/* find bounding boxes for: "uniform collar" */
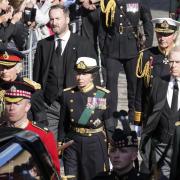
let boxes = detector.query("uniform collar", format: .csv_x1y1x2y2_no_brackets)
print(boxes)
79,82,94,93
158,43,175,56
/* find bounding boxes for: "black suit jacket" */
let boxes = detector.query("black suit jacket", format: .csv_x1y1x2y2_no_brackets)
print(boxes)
139,75,170,172
33,33,97,89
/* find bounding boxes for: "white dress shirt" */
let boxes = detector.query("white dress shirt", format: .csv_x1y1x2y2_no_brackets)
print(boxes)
167,76,180,110
54,30,71,55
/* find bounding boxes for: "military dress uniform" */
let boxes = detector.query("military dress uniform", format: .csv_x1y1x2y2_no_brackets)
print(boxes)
99,0,153,121
134,18,180,126
0,79,60,174
93,126,141,180
58,57,115,180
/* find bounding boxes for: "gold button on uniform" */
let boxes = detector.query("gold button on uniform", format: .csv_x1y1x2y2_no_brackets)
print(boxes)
71,90,75,93
70,99,74,103
71,119,74,122
92,111,95,114
90,120,93,123
70,109,74,112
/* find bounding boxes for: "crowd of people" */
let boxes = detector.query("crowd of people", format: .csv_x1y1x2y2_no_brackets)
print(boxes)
0,0,180,180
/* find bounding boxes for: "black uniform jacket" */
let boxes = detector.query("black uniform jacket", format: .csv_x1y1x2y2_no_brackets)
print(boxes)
135,47,170,125
139,75,170,171
58,86,115,141
33,33,97,90
93,168,142,180
99,0,153,59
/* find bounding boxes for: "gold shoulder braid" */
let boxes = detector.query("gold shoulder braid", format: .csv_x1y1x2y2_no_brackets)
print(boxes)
0,90,6,118
136,52,153,87
100,0,116,27
23,77,41,90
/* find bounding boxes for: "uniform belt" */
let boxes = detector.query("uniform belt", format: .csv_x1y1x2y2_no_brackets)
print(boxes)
72,126,103,135
119,25,135,33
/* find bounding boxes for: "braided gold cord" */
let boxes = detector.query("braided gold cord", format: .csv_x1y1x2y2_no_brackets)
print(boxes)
136,52,152,87
100,0,116,27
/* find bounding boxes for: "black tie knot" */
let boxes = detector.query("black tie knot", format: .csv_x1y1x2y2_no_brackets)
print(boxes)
56,39,62,55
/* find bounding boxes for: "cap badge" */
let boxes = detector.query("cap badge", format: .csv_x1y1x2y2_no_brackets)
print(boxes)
3,51,9,60
161,20,169,29
77,61,87,70
10,85,17,92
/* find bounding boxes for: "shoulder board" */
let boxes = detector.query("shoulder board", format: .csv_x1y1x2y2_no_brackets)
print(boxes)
63,86,76,92
31,121,49,133
96,86,110,93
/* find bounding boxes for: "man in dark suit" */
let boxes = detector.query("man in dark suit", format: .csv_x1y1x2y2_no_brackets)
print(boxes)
169,121,180,180
140,47,180,179
33,4,97,138
99,0,153,122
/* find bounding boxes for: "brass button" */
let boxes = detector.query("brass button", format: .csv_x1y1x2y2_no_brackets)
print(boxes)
120,15,123,17
120,6,123,9
93,93,96,96
70,99,74,103
88,133,92,136
71,119,74,122
71,90,74,93
91,111,95,114
120,23,122,26
70,109,74,112
90,120,93,123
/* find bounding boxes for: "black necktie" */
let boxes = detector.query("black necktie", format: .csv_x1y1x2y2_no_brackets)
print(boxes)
56,39,62,55
171,79,179,112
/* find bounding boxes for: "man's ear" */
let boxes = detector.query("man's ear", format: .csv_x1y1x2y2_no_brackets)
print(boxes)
131,151,138,161
25,102,31,113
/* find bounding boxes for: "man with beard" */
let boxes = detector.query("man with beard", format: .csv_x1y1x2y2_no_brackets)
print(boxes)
33,4,97,138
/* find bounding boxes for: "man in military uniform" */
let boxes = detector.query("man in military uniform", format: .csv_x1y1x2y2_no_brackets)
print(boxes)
0,48,47,125
139,47,180,179
99,0,153,122
0,78,60,174
58,57,115,180
134,18,180,127
93,128,140,180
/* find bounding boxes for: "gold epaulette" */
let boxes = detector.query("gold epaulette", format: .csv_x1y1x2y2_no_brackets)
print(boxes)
63,86,75,92
23,77,41,90
175,121,180,126
31,121,49,133
96,86,110,93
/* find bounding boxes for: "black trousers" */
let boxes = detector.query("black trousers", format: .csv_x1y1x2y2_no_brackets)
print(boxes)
63,132,109,180
102,56,138,122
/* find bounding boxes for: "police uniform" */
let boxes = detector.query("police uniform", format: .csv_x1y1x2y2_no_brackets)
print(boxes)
99,0,153,122
134,18,180,126
93,128,141,180
58,57,115,180
0,79,60,174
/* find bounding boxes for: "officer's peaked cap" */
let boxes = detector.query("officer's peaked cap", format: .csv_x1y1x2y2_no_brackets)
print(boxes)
1,78,41,103
75,57,99,73
0,48,25,67
152,18,180,34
